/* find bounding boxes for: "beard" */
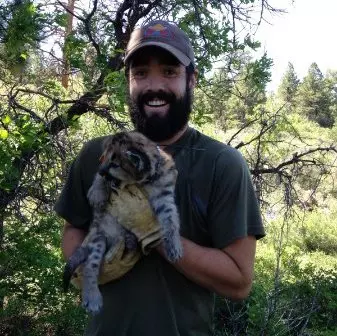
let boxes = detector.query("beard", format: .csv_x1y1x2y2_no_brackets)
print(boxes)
128,87,192,142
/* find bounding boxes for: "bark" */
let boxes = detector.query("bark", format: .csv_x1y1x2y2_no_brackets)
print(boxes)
61,0,76,88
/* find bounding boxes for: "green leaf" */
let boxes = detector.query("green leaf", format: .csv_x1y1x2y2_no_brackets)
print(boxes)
54,13,68,28
2,115,11,125
71,114,80,121
0,129,8,139
27,3,37,14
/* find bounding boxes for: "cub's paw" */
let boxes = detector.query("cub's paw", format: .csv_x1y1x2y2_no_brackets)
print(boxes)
164,236,183,263
124,230,138,251
82,288,103,314
87,185,108,209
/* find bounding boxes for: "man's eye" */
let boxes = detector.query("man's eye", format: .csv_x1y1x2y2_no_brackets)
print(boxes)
164,68,177,76
132,69,147,78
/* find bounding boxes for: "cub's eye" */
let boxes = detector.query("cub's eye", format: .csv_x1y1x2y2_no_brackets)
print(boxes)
125,150,144,172
108,162,119,169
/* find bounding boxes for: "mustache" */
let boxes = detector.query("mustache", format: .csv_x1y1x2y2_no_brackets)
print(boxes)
138,91,175,105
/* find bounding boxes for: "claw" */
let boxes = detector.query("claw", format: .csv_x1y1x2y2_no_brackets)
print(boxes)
82,289,103,314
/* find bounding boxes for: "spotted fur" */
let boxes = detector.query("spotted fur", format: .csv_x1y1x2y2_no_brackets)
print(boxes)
63,131,182,314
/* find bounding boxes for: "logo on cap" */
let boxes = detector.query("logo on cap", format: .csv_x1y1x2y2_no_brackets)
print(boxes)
144,23,174,39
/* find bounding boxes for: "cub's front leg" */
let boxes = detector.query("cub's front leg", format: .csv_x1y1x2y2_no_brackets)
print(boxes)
145,182,182,262
87,174,109,209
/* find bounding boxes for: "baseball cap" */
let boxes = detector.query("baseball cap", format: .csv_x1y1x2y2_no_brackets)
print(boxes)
124,20,195,67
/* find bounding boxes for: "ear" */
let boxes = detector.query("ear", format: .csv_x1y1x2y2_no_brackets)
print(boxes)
125,150,144,172
99,147,113,163
101,136,114,163
99,154,106,163
188,69,198,89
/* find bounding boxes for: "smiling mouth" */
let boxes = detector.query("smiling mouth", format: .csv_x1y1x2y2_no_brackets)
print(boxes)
145,99,168,107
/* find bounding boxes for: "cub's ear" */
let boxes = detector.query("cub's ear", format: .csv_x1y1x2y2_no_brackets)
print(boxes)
99,154,106,163
125,149,144,172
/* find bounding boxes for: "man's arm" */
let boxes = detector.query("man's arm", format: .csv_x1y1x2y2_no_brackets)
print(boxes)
61,222,87,260
158,235,256,300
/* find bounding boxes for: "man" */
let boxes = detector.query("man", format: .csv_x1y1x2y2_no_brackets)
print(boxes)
55,20,265,335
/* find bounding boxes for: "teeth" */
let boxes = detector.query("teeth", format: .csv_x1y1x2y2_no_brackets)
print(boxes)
147,99,166,106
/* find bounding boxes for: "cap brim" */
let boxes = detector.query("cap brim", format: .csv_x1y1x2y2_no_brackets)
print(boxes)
124,41,191,66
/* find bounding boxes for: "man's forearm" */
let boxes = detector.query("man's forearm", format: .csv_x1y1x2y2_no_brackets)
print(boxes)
61,222,87,260
159,236,256,300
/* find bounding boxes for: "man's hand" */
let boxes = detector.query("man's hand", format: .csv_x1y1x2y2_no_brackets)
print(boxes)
157,236,256,300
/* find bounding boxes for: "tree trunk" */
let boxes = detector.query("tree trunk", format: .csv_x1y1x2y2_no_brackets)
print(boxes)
61,0,76,89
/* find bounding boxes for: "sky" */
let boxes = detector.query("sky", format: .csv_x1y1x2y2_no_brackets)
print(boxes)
254,0,337,92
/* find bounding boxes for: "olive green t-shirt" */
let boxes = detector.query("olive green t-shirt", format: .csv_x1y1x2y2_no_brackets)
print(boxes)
55,127,265,336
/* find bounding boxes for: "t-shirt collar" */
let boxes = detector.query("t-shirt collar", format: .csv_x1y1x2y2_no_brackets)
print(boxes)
162,126,195,157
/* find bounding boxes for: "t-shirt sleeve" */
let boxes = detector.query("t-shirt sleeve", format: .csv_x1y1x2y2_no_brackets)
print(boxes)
208,146,265,249
54,141,101,229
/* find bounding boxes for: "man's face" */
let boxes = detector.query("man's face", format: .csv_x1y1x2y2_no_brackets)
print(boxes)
127,47,196,142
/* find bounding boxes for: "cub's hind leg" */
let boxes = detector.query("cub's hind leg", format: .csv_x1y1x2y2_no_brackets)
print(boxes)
81,230,107,314
82,212,124,314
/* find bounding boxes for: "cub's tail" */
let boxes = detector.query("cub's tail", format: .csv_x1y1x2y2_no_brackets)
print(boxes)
63,246,89,292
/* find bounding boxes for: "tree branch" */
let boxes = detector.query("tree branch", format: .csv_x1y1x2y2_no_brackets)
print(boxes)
251,146,337,175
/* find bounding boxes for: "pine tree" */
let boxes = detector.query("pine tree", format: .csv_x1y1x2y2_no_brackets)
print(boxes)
278,62,299,103
325,69,337,122
296,63,335,128
200,52,272,128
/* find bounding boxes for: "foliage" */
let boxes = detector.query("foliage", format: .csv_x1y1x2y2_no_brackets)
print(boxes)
277,62,299,103
301,207,337,255
194,52,273,130
0,0,336,335
197,54,337,336
0,214,87,335
296,63,335,128
0,0,49,74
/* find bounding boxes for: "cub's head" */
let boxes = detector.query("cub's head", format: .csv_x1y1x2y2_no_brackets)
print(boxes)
98,131,162,187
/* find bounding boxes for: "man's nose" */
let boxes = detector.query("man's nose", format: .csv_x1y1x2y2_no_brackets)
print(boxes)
146,73,165,91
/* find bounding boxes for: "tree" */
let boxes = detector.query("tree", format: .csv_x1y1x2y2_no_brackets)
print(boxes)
61,0,76,89
194,52,273,130
0,0,47,75
296,62,335,127
325,69,337,122
225,52,273,125
277,62,299,103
